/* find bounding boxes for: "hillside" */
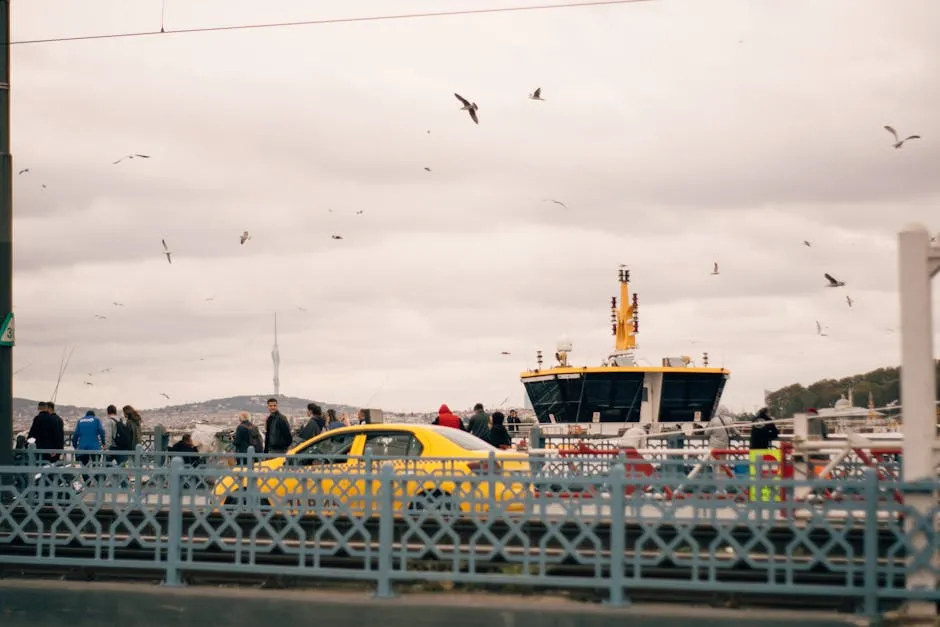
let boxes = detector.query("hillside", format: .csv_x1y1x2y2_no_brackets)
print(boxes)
11,394,367,433
766,361,940,417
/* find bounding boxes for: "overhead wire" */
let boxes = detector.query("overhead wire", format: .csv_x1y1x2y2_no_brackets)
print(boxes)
11,0,654,46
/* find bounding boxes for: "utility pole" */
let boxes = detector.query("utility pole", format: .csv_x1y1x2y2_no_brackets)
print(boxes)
0,0,13,473
897,223,939,619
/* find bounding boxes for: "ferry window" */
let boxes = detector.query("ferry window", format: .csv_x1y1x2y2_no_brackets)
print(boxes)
364,432,423,458
293,432,357,465
659,373,724,422
581,373,645,422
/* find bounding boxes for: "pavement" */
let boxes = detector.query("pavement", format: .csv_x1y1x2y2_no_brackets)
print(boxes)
0,579,871,627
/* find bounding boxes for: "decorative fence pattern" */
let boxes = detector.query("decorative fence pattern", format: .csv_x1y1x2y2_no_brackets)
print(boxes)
0,451,937,621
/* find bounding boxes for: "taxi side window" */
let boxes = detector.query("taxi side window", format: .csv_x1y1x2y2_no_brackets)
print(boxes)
295,433,356,466
364,433,423,458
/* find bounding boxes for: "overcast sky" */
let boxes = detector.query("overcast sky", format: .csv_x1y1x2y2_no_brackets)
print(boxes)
10,0,940,414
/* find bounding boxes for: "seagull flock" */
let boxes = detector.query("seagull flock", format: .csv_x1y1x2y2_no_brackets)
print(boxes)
15,87,927,383
702,123,926,339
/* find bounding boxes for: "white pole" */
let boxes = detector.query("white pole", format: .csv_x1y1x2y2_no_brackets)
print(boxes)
897,223,938,618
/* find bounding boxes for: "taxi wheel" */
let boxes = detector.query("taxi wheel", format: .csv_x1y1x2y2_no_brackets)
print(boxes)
222,492,271,509
408,489,458,514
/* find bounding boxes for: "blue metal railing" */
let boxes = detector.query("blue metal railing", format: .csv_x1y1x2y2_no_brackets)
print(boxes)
0,450,936,620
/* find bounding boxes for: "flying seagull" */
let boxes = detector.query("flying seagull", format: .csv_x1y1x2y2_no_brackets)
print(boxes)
17,168,29,175
500,351,511,356
424,167,431,172
824,273,845,287
816,321,828,337
160,393,170,400
528,87,544,101
112,301,124,307
846,295,854,308
356,210,364,215
331,235,343,240
454,93,479,125
240,230,251,245
161,239,173,264
94,314,107,320
113,154,151,164
802,240,812,247
711,262,720,275
544,199,567,208
297,305,308,312
83,381,94,386
884,125,920,149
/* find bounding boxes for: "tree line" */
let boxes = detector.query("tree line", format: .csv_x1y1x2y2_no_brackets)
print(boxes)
763,360,940,418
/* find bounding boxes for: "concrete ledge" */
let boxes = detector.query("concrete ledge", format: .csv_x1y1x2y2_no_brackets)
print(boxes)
0,579,867,627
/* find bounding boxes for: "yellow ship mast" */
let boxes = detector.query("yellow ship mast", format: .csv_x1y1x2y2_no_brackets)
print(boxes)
611,267,639,352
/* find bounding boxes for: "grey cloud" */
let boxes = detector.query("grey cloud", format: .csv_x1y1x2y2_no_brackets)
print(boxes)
10,0,940,412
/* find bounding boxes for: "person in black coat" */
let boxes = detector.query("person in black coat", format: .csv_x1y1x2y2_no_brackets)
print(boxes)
27,401,65,462
487,412,512,449
749,407,780,450
168,434,202,467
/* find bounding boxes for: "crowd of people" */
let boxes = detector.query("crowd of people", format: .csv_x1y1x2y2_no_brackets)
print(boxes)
22,395,796,471
22,401,144,466
223,399,526,463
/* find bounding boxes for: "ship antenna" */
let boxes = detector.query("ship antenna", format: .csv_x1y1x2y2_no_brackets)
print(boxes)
610,296,617,336
613,266,637,352
536,350,543,371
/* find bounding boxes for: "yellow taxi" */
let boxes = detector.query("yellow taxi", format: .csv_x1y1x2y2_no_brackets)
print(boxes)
213,424,532,515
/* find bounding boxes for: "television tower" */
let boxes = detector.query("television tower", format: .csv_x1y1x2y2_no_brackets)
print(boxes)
271,312,280,398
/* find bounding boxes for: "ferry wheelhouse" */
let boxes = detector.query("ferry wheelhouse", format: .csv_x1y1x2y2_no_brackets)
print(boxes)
520,267,730,434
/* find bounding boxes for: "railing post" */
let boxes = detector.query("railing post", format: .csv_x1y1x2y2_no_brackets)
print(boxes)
375,462,395,598
860,467,880,622
530,425,543,450
605,462,629,607
154,425,166,466
133,444,144,496
163,456,184,587
897,223,939,619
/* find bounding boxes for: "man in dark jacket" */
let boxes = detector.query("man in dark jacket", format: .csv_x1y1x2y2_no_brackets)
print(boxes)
27,401,64,462
263,398,292,455
506,409,521,434
749,407,780,450
232,413,262,464
47,402,65,450
296,404,324,442
467,403,490,441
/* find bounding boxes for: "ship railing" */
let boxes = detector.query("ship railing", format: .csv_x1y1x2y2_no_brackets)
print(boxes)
524,441,926,507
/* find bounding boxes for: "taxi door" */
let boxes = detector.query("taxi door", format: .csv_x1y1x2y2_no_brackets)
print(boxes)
286,431,363,515
360,431,426,514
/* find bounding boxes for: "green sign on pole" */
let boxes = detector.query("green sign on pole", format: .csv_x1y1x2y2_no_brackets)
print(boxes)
0,312,13,347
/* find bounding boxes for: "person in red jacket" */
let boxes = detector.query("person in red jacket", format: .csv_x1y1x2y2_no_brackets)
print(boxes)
432,404,466,430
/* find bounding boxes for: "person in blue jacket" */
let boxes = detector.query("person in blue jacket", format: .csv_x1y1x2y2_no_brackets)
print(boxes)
72,409,107,466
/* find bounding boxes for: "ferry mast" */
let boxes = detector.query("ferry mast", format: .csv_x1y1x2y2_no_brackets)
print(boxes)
608,266,639,366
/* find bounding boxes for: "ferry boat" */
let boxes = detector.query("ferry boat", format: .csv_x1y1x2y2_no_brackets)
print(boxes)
520,267,731,436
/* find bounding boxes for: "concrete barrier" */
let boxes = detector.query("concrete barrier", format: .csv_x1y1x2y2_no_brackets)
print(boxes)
0,579,866,627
